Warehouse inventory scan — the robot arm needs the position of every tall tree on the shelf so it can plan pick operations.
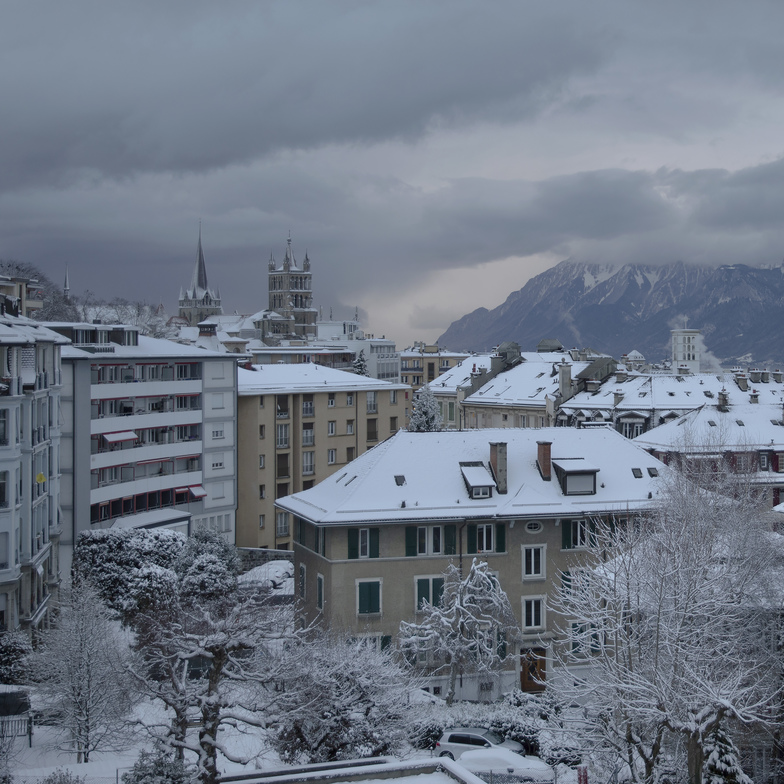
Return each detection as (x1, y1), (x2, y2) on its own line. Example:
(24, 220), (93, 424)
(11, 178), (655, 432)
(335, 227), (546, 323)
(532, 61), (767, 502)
(408, 384), (443, 432)
(351, 350), (369, 376)
(27, 582), (136, 763)
(551, 469), (782, 784)
(399, 559), (520, 705)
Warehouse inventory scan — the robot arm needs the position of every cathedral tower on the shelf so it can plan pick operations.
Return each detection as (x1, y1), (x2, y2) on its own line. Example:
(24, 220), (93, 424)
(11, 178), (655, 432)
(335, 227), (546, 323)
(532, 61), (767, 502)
(267, 235), (316, 339)
(178, 226), (223, 326)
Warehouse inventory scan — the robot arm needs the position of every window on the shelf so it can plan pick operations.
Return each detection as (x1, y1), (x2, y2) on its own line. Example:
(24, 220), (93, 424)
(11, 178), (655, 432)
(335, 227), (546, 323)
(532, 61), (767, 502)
(524, 597), (545, 630)
(357, 580), (381, 615)
(328, 449), (336, 465)
(259, 514), (265, 528)
(317, 574), (324, 610)
(390, 416), (398, 432)
(276, 511), (289, 537)
(448, 402), (455, 422)
(647, 467), (659, 477)
(259, 484), (265, 499)
(523, 545), (546, 579)
(259, 425), (265, 439)
(416, 576), (444, 610)
(760, 452), (770, 470)
(328, 393), (335, 408)
(302, 423), (314, 446)
(302, 451), (314, 475)
(212, 393), (225, 410)
(302, 394), (314, 417)
(211, 456), (224, 470)
(276, 395), (289, 418)
(367, 391), (377, 414)
(259, 454), (265, 469)
(416, 526), (443, 555)
(328, 421), (336, 436)
(359, 527), (370, 557)
(525, 520), (542, 533)
(0, 411), (8, 446)
(259, 396), (264, 408)
(367, 419), (378, 442)
(346, 393), (354, 406)
(299, 563), (306, 599)
(346, 420), (354, 435)
(346, 446), (355, 462)
(562, 519), (588, 550)
(276, 453), (290, 478)
(473, 486), (491, 499)
(276, 423), (289, 448)
(390, 390), (397, 404)
(0, 472), (7, 508)
(477, 524), (494, 552)
(348, 527), (379, 559)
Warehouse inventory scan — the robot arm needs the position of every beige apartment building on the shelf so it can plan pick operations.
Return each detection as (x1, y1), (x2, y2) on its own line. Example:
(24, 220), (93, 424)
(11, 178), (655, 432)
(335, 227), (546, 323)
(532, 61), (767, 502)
(236, 363), (408, 550)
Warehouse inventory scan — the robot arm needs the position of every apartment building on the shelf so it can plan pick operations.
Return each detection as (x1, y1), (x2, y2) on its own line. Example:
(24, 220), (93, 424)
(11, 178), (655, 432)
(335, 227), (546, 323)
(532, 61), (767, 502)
(49, 323), (238, 569)
(236, 363), (408, 550)
(400, 344), (471, 391)
(0, 308), (67, 632)
(277, 427), (664, 699)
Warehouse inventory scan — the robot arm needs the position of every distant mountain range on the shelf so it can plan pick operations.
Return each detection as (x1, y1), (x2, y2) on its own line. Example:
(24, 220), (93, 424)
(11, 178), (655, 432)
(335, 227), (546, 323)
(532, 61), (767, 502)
(437, 260), (784, 367)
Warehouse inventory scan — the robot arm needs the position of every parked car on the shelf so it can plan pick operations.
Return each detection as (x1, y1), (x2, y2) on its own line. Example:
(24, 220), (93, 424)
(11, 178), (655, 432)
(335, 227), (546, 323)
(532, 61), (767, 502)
(435, 727), (525, 760)
(457, 748), (555, 783)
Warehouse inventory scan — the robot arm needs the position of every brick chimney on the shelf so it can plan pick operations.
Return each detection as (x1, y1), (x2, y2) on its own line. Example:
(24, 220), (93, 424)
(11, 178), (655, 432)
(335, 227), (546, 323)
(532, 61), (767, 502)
(489, 442), (508, 494)
(537, 441), (552, 481)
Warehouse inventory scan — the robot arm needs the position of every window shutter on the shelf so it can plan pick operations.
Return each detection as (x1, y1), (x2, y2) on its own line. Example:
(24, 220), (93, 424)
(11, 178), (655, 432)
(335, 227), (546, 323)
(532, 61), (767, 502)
(417, 578), (429, 609)
(444, 524), (456, 555)
(358, 582), (368, 613)
(405, 526), (417, 557)
(317, 576), (323, 609)
(432, 577), (444, 606)
(495, 523), (505, 553)
(467, 524), (477, 554)
(562, 520), (572, 550)
(369, 528), (379, 558)
(348, 528), (359, 559)
(368, 581), (380, 613)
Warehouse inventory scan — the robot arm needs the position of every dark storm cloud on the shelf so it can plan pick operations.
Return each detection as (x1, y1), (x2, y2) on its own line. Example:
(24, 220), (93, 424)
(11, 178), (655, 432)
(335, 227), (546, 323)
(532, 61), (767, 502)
(0, 1), (608, 192)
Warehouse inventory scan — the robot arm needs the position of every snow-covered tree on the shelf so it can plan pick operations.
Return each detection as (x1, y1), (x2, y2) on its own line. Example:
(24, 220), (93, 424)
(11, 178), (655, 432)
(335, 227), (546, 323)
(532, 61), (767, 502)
(399, 559), (520, 705)
(0, 632), (32, 684)
(408, 384), (442, 432)
(551, 468), (782, 784)
(27, 582), (136, 763)
(703, 724), (752, 784)
(270, 635), (417, 764)
(122, 747), (193, 784)
(352, 350), (369, 376)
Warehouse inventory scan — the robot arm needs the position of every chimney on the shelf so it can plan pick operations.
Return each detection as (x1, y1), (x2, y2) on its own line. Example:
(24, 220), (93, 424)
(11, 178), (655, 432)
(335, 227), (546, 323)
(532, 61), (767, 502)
(616, 369), (627, 383)
(750, 390), (759, 404)
(558, 361), (572, 400)
(773, 370), (783, 384)
(489, 442), (508, 494)
(614, 391), (625, 406)
(718, 389), (729, 410)
(749, 368), (761, 384)
(537, 441), (552, 481)
(735, 374), (749, 392)
(761, 369), (770, 383)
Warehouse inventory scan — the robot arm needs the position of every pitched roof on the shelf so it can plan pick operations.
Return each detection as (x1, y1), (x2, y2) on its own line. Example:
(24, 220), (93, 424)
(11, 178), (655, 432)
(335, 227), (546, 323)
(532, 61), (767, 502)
(237, 363), (407, 395)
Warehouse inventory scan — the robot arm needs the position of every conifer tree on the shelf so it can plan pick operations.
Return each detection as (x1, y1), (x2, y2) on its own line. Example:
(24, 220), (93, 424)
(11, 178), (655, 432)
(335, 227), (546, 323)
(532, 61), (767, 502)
(703, 725), (752, 784)
(408, 384), (443, 432)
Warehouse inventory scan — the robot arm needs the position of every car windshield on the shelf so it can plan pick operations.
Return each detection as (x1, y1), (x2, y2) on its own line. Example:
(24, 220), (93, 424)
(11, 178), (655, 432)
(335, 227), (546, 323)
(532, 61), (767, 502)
(481, 730), (504, 744)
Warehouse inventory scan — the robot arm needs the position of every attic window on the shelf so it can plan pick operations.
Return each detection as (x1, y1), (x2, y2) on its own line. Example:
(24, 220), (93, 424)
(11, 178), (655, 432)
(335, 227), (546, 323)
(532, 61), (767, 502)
(631, 468), (643, 478)
(536, 372), (544, 378)
(668, 391), (675, 396)
(708, 420), (717, 427)
(704, 391), (714, 398)
(473, 486), (491, 499)
(647, 467), (659, 477)
(394, 475), (406, 486)
(736, 420), (745, 427)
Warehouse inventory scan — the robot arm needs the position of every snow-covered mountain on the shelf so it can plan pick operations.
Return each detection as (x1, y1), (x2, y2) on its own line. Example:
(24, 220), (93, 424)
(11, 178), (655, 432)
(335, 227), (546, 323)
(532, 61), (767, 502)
(437, 260), (784, 366)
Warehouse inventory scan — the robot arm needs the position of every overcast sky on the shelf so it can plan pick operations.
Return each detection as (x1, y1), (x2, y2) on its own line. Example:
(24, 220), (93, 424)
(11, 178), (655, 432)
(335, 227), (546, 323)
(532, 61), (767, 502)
(3, 1), (784, 346)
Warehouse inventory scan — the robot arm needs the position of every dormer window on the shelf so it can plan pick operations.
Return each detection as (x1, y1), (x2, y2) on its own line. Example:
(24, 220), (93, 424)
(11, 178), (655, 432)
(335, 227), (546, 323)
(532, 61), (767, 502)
(460, 461), (496, 500)
(473, 486), (491, 499)
(551, 458), (598, 496)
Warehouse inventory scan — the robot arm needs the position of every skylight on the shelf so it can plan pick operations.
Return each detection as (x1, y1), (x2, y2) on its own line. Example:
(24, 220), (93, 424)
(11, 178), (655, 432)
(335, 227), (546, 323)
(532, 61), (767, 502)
(736, 420), (745, 427)
(647, 467), (659, 477)
(394, 475), (406, 486)
(708, 421), (717, 427)
(631, 468), (643, 478)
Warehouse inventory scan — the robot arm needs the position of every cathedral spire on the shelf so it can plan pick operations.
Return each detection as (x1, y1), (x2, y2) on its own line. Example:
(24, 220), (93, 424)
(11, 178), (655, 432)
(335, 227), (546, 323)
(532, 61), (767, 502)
(191, 222), (209, 293)
(63, 264), (70, 300)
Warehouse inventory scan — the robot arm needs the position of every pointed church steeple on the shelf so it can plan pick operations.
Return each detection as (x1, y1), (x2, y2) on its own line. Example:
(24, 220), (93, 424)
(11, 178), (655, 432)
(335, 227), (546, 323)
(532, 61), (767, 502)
(191, 222), (209, 293)
(178, 223), (223, 326)
(63, 265), (70, 299)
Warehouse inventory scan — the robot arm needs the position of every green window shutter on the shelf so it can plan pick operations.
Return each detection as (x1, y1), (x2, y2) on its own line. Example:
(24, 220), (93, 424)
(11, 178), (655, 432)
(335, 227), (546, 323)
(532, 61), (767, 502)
(495, 523), (505, 553)
(348, 528), (359, 559)
(432, 577), (444, 606)
(405, 526), (417, 557)
(444, 524), (456, 555)
(381, 635), (392, 651)
(416, 578), (430, 609)
(467, 524), (477, 554)
(369, 528), (379, 558)
(358, 582), (369, 613)
(368, 581), (380, 613)
(562, 520), (572, 550)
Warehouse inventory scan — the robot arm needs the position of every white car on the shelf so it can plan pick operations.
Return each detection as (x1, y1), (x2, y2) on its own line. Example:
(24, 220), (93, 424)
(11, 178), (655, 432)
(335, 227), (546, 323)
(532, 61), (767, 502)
(435, 727), (525, 760)
(457, 747), (555, 783)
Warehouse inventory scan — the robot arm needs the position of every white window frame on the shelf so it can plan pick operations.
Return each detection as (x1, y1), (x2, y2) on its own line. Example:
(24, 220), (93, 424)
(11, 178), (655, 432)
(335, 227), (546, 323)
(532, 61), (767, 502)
(276, 510), (289, 537)
(346, 393), (354, 406)
(327, 448), (336, 465)
(477, 523), (494, 553)
(259, 514), (265, 528)
(523, 544), (546, 580)
(523, 596), (545, 630)
(359, 527), (370, 558)
(356, 577), (382, 616)
(414, 574), (444, 611)
(328, 421), (336, 436)
(346, 420), (354, 435)
(416, 525), (443, 555)
(390, 390), (397, 404)
(566, 519), (588, 550)
(328, 393), (335, 408)
(211, 456), (224, 470)
(276, 423), (289, 449)
(302, 451), (315, 476)
(259, 454), (265, 469)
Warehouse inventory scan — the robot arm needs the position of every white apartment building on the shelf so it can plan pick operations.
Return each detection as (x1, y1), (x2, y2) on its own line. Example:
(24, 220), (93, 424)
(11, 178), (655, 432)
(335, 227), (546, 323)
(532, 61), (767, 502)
(0, 308), (67, 632)
(49, 323), (238, 568)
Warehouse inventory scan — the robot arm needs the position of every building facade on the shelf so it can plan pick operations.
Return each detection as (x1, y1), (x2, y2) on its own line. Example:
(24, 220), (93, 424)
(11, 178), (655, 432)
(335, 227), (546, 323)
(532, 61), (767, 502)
(236, 364), (408, 550)
(50, 323), (238, 570)
(178, 229), (223, 326)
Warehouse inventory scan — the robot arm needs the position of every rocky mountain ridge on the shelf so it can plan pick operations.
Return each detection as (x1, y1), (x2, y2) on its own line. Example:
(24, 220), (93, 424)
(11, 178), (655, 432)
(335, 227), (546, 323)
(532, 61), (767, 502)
(437, 260), (784, 366)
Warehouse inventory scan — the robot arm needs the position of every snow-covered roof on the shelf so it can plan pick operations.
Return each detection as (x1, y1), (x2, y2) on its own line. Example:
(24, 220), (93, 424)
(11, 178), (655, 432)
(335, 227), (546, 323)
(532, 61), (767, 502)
(238, 363), (407, 395)
(238, 560), (294, 595)
(63, 335), (229, 360)
(633, 402), (784, 452)
(560, 372), (784, 416)
(429, 354), (495, 395)
(0, 316), (69, 345)
(277, 427), (666, 526)
(463, 358), (592, 408)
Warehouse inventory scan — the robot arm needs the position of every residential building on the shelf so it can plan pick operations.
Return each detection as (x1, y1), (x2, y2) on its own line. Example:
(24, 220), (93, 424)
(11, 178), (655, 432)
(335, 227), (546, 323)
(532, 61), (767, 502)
(178, 228), (223, 326)
(50, 323), (238, 571)
(236, 364), (408, 550)
(429, 354), (495, 430)
(277, 427), (664, 699)
(634, 395), (784, 507)
(462, 351), (615, 430)
(0, 308), (67, 632)
(400, 344), (472, 391)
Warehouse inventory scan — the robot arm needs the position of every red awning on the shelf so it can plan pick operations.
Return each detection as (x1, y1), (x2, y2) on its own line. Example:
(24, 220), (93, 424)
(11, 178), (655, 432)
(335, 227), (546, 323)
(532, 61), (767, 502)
(189, 486), (207, 499)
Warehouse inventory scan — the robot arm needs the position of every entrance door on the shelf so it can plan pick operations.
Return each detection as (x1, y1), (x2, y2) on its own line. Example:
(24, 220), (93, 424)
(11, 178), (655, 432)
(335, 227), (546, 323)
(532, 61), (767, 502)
(520, 648), (546, 692)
